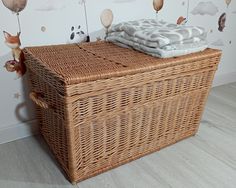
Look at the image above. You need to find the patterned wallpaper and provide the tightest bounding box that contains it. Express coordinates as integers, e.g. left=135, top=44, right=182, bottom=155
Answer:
left=0, top=0, right=235, bottom=131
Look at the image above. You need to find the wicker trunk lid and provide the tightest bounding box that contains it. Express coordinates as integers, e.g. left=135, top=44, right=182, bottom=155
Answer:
left=24, top=41, right=221, bottom=96
left=23, top=41, right=222, bottom=183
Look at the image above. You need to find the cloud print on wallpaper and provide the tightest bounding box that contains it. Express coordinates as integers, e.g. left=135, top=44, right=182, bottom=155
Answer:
left=31, top=0, right=69, bottom=11
left=211, top=39, right=224, bottom=47
left=113, top=0, right=136, bottom=3
left=191, top=1, right=218, bottom=16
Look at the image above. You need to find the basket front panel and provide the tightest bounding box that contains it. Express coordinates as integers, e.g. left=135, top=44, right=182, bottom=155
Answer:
left=71, top=69, right=215, bottom=125
left=73, top=89, right=208, bottom=181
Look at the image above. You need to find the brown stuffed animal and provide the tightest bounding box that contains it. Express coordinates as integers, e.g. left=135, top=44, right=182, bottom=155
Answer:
left=3, top=31, right=26, bottom=77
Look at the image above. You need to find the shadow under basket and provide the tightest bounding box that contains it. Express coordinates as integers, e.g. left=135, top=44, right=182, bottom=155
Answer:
left=23, top=41, right=222, bottom=184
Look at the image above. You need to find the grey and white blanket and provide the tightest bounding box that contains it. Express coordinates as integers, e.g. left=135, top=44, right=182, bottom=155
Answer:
left=106, top=19, right=208, bottom=58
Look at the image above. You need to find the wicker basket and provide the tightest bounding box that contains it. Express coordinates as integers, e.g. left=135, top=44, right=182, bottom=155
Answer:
left=23, top=41, right=221, bottom=183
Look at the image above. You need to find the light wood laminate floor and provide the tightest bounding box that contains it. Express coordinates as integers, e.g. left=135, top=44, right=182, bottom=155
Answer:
left=0, top=83, right=236, bottom=188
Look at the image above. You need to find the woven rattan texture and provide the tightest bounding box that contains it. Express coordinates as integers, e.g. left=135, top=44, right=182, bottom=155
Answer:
left=24, top=42, right=221, bottom=183
left=73, top=88, right=208, bottom=181
left=24, top=42, right=221, bottom=91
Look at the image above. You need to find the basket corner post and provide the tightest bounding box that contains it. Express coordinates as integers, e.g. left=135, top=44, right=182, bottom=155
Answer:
left=65, top=101, right=79, bottom=184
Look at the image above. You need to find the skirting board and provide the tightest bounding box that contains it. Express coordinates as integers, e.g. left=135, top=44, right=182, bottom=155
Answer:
left=0, top=72, right=235, bottom=145
left=0, top=120, right=39, bottom=145
left=213, top=72, right=236, bottom=87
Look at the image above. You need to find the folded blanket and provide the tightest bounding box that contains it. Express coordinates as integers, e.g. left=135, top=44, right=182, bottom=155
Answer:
left=108, top=19, right=207, bottom=48
left=106, top=19, right=208, bottom=58
left=108, top=35, right=208, bottom=58
left=108, top=31, right=206, bottom=50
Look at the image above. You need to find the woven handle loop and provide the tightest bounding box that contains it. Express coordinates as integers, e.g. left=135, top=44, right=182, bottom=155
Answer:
left=29, top=92, right=49, bottom=109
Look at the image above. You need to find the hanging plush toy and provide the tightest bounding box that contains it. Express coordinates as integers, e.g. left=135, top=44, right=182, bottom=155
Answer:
left=3, top=31, right=26, bottom=77
left=1, top=0, right=27, bottom=77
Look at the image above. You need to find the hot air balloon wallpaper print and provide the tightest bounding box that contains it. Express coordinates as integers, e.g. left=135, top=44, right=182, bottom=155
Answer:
left=153, top=0, right=164, bottom=12
left=225, top=0, right=231, bottom=8
left=1, top=0, right=27, bottom=13
left=176, top=0, right=189, bottom=25
left=177, top=16, right=187, bottom=25
left=218, top=13, right=227, bottom=32
left=1, top=0, right=27, bottom=33
left=153, top=0, right=164, bottom=20
left=100, top=9, right=114, bottom=38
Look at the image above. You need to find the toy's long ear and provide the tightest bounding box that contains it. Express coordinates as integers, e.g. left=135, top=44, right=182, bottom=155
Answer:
left=3, top=31, right=11, bottom=39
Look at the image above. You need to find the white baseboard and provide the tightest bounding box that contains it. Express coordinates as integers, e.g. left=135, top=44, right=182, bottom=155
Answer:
left=213, top=72, right=236, bottom=87
left=0, top=120, right=39, bottom=145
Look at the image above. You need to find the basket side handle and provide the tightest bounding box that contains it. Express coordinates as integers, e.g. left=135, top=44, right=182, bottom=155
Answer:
left=29, top=92, right=49, bottom=109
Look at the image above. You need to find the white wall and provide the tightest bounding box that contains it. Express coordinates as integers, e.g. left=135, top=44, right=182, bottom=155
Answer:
left=0, top=0, right=235, bottom=144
